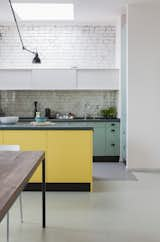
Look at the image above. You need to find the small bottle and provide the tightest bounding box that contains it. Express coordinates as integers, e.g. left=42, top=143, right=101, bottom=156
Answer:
left=34, top=101, right=38, bottom=118
left=36, top=112, right=41, bottom=118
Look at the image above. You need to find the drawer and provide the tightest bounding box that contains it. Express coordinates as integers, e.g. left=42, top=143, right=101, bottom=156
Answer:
left=108, top=127, right=119, bottom=135
left=106, top=132, right=120, bottom=149
left=107, top=123, right=120, bottom=135
left=106, top=123, right=120, bottom=156
left=107, top=122, right=120, bottom=129
left=106, top=141, right=120, bottom=156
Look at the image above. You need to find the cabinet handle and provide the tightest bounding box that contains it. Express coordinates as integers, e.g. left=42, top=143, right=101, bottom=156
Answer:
left=111, top=123, right=115, bottom=126
left=111, top=144, right=115, bottom=147
left=111, top=129, right=115, bottom=132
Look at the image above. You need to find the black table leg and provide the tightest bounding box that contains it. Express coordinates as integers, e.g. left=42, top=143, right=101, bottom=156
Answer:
left=42, top=158, right=46, bottom=228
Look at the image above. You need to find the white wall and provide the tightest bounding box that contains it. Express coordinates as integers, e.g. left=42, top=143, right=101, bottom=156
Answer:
left=127, top=2, right=160, bottom=169
left=0, top=25, right=117, bottom=68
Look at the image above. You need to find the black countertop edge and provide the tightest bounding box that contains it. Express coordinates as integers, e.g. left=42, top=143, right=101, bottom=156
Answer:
left=0, top=127, right=94, bottom=131
left=19, top=117, right=120, bottom=122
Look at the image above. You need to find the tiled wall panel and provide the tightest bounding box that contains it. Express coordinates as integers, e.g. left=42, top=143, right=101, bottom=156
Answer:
left=0, top=25, right=116, bottom=68
left=0, top=90, right=118, bottom=117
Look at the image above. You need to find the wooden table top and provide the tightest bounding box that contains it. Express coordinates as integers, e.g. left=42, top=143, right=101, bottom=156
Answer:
left=0, top=151, right=45, bottom=222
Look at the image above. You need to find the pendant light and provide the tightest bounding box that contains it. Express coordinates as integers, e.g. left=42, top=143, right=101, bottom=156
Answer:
left=8, top=0, right=41, bottom=64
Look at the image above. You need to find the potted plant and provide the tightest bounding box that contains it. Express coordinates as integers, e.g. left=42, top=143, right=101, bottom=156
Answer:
left=100, top=107, right=117, bottom=118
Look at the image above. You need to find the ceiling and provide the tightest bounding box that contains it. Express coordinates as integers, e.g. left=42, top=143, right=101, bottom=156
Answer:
left=0, top=0, right=157, bottom=24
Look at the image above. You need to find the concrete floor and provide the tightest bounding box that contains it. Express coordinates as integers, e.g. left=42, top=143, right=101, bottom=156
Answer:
left=1, top=165, right=160, bottom=242
left=93, top=162, right=137, bottom=181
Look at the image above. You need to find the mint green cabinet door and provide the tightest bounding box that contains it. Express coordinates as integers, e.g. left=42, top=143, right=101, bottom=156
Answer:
left=106, top=138, right=120, bottom=156
left=80, top=122, right=106, bottom=156
left=93, top=126, right=106, bottom=156
left=106, top=123, right=120, bottom=156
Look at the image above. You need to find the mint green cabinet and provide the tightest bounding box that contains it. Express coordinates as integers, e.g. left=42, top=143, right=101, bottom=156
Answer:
left=106, top=123, right=120, bottom=156
left=92, top=123, right=106, bottom=156
left=91, top=122, right=120, bottom=157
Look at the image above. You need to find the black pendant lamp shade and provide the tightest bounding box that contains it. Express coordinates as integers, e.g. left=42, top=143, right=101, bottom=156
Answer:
left=32, top=52, right=41, bottom=64
left=9, top=0, right=41, bottom=64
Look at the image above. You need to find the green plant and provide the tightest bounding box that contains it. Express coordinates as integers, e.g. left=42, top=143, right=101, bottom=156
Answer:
left=100, top=107, right=117, bottom=118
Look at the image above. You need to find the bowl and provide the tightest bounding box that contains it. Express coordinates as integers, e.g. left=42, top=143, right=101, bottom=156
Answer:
left=35, top=117, right=47, bottom=123
left=0, top=116, right=19, bottom=124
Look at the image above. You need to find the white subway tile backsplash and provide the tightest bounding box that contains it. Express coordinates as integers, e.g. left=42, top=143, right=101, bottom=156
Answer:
left=0, top=90, right=118, bottom=118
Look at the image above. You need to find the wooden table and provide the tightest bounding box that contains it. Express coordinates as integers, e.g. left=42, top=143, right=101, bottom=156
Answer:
left=0, top=151, right=46, bottom=228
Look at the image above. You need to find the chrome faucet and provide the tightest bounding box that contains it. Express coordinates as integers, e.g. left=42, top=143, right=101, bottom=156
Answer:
left=84, top=103, right=90, bottom=119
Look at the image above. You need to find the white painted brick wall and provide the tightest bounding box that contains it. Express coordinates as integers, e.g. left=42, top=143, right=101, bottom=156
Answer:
left=0, top=25, right=116, bottom=68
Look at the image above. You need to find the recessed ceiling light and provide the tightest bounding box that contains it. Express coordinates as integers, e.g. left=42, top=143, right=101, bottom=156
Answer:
left=12, top=3, right=74, bottom=21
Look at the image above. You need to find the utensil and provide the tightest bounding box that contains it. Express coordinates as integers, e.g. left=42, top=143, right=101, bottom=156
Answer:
left=31, top=121, right=55, bottom=126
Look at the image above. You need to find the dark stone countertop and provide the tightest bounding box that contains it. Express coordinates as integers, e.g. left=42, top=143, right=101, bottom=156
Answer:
left=19, top=117, right=120, bottom=123
left=0, top=122, right=94, bottom=130
left=0, top=117, right=120, bottom=130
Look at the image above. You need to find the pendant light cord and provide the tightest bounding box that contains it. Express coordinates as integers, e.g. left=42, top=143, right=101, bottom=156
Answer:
left=8, top=0, right=36, bottom=55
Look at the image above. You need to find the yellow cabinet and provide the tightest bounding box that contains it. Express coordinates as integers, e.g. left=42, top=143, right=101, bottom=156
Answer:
left=0, top=131, right=3, bottom=145
left=47, top=131, right=92, bottom=183
left=0, top=131, right=3, bottom=144
left=3, top=131, right=47, bottom=182
left=1, top=130, right=93, bottom=187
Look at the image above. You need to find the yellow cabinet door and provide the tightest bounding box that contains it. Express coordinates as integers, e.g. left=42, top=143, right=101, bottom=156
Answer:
left=0, top=131, right=3, bottom=144
left=3, top=131, right=47, bottom=182
left=47, top=130, right=93, bottom=183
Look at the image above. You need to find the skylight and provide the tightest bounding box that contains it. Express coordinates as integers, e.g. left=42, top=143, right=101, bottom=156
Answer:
left=12, top=3, right=74, bottom=21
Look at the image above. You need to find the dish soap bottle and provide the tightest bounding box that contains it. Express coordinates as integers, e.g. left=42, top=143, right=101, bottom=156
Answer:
left=36, top=112, right=41, bottom=118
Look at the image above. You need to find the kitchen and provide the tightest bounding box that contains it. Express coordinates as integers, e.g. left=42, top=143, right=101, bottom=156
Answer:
left=1, top=0, right=160, bottom=242
left=0, top=0, right=122, bottom=189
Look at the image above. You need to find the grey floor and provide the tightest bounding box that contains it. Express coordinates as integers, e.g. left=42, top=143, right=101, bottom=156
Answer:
left=1, top=163, right=160, bottom=242
left=93, top=162, right=137, bottom=181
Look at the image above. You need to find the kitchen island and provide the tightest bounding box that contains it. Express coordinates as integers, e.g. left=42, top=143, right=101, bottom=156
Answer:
left=0, top=123, right=93, bottom=191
